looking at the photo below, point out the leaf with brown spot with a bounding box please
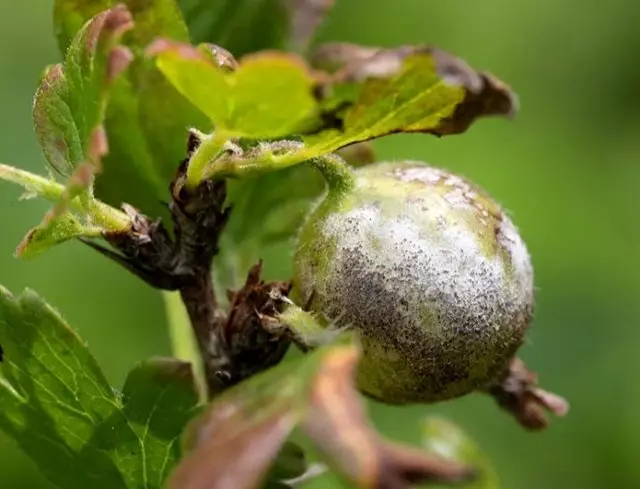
[300,42,517,153]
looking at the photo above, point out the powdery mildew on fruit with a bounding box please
[293,161,534,403]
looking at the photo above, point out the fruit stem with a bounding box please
[278,303,343,351]
[310,153,356,196]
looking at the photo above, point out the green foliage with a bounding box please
[16,6,134,257]
[178,0,335,56]
[422,417,498,489]
[180,0,290,56]
[0,286,200,489]
[53,0,208,217]
[15,213,101,259]
[150,42,317,140]
[36,6,130,179]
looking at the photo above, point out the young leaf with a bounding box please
[422,417,499,489]
[53,0,208,217]
[148,40,317,139]
[0,286,199,489]
[34,5,133,181]
[15,212,102,259]
[172,43,516,183]
[24,5,135,256]
[177,0,335,56]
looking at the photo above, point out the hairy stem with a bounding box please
[203,142,356,195]
[0,163,130,231]
[0,163,65,201]
[185,130,230,189]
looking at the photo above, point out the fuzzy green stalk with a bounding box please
[203,145,356,197]
[0,163,130,231]
[184,130,230,189]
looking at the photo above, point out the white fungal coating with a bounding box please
[292,161,534,403]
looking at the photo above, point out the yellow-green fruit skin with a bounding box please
[291,161,534,404]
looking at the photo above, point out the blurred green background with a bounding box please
[1,1,639,488]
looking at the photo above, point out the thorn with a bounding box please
[79,238,179,290]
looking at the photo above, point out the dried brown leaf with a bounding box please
[169,407,298,489]
[303,344,475,488]
[223,261,291,385]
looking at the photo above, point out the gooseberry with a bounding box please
[288,159,533,404]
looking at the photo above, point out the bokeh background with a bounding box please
[1,1,639,488]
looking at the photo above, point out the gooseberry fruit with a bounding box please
[289,160,534,404]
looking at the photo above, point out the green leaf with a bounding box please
[422,417,499,489]
[0,286,199,489]
[149,40,317,139]
[120,357,200,487]
[177,0,335,57]
[53,0,208,217]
